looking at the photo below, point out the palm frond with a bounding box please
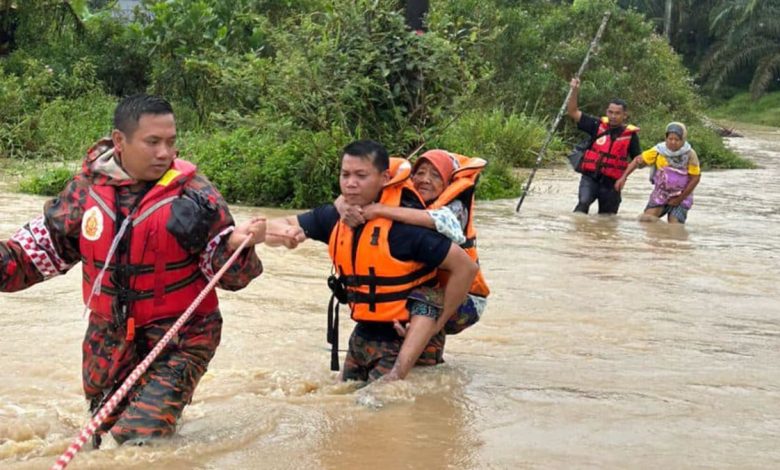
[706,43,779,89]
[750,52,780,98]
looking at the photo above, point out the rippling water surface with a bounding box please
[1,125,778,469]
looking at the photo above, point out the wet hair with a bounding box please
[113,93,174,138]
[608,98,628,111]
[341,140,389,172]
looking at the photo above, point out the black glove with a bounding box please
[166,188,220,253]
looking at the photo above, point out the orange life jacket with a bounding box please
[80,159,218,328]
[580,117,639,180]
[423,152,490,298]
[328,158,438,323]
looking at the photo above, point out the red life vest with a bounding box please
[328,158,438,323]
[580,117,639,180]
[423,152,490,298]
[80,159,218,327]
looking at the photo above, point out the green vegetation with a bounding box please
[18,167,75,196]
[619,1,780,99]
[0,0,760,203]
[708,92,780,128]
[699,0,780,99]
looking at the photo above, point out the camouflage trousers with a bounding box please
[82,311,222,445]
[341,285,484,383]
[342,326,445,383]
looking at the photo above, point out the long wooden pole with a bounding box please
[515,11,611,212]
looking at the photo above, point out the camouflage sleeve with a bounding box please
[0,240,44,292]
[189,175,262,291]
[0,174,86,292]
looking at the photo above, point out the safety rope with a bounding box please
[51,233,254,470]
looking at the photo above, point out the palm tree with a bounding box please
[619,0,721,71]
[702,0,780,98]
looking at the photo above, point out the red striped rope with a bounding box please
[51,234,254,470]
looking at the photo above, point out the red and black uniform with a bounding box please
[579,116,640,180]
[575,114,642,214]
[0,138,262,445]
[80,158,219,330]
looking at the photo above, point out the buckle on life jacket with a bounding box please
[125,317,135,342]
[327,275,348,304]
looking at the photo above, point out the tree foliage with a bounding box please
[0,0,750,204]
[702,0,780,98]
[619,0,780,97]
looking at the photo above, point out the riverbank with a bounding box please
[708,91,780,128]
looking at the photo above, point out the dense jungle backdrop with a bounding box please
[1,0,777,206]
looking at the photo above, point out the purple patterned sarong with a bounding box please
[648,166,693,209]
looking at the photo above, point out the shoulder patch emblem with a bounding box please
[82,206,104,241]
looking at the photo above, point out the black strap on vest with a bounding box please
[110,183,154,328]
[326,223,346,372]
[326,292,340,372]
[326,273,347,371]
[340,264,435,287]
[84,255,197,274]
[112,191,132,328]
[88,269,203,301]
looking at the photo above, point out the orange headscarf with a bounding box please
[414,149,455,184]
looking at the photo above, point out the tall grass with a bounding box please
[708,92,780,128]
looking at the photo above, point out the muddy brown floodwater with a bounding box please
[1,124,778,469]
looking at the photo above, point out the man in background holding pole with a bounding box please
[567,77,641,215]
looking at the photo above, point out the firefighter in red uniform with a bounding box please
[0,94,266,447]
[568,77,642,214]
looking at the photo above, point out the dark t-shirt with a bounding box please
[578,113,642,159]
[297,204,451,267]
[297,201,452,340]
[404,0,430,31]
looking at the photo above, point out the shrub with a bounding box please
[18,167,76,196]
[435,1,704,123]
[707,91,780,128]
[0,88,115,161]
[265,0,489,151]
[474,160,524,201]
[32,94,115,159]
[2,0,757,209]
[180,124,347,208]
[432,109,560,168]
[430,108,559,198]
[179,127,273,205]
